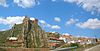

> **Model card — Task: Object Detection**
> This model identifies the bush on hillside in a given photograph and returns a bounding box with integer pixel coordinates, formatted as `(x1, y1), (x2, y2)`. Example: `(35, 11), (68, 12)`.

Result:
(70, 43), (79, 47)
(0, 48), (6, 51)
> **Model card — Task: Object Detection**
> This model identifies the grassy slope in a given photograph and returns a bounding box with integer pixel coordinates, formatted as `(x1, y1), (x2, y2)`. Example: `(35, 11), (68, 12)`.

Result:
(0, 24), (22, 44)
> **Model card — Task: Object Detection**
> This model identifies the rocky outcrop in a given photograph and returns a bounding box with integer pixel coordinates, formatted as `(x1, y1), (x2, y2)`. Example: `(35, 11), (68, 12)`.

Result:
(22, 16), (48, 48)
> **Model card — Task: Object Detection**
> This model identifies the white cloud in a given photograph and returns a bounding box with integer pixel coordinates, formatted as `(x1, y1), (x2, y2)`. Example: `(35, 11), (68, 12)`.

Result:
(30, 17), (35, 20)
(0, 18), (7, 25)
(0, 16), (35, 26)
(64, 0), (100, 13)
(39, 20), (51, 28)
(38, 18), (61, 30)
(66, 18), (79, 25)
(46, 24), (52, 27)
(0, 16), (25, 31)
(14, 0), (38, 8)
(62, 33), (70, 35)
(6, 16), (25, 25)
(46, 24), (61, 30)
(39, 19), (51, 27)
(54, 17), (61, 22)
(64, 0), (76, 3)
(76, 18), (100, 29)
(51, 25), (61, 29)
(0, 16), (36, 31)
(51, 0), (56, 2)
(0, 16), (61, 30)
(0, 16), (25, 26)
(38, 19), (61, 30)
(39, 20), (46, 25)
(0, 0), (8, 7)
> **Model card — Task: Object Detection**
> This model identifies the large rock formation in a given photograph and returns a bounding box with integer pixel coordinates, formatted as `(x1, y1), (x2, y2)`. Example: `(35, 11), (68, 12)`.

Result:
(22, 16), (48, 48)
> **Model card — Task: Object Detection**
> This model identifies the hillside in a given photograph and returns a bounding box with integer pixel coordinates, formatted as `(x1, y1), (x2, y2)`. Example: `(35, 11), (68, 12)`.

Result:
(0, 24), (22, 44)
(0, 16), (48, 48)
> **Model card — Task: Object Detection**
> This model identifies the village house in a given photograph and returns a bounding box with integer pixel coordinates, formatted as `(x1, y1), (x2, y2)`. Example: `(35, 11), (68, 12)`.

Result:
(47, 32), (64, 49)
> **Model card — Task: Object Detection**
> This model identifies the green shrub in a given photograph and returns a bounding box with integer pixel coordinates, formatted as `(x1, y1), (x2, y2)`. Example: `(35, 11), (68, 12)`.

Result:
(70, 43), (79, 47)
(0, 48), (7, 51)
(60, 44), (70, 48)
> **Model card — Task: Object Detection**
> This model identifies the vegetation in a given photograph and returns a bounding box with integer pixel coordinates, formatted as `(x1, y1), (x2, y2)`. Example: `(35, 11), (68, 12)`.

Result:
(0, 48), (6, 51)
(0, 24), (22, 40)
(60, 43), (79, 48)
(11, 24), (23, 37)
(0, 30), (11, 43)
(0, 24), (22, 47)
(70, 43), (79, 47)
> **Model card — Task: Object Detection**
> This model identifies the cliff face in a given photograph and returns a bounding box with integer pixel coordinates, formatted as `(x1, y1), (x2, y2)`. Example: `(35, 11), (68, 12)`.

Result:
(22, 16), (48, 48)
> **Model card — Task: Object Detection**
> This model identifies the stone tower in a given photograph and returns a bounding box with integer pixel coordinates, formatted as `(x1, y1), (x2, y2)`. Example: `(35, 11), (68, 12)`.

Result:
(22, 16), (48, 48)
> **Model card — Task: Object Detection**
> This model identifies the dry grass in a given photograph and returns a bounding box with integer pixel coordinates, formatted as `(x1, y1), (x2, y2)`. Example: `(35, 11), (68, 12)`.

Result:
(0, 48), (49, 51)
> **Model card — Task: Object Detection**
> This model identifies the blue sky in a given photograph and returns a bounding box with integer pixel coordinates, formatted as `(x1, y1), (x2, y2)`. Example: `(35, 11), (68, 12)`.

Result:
(0, 0), (100, 38)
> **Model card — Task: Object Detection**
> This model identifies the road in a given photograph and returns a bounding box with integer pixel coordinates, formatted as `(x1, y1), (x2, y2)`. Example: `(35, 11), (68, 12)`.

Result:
(51, 49), (75, 51)
(51, 47), (77, 51)
(84, 44), (100, 51)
